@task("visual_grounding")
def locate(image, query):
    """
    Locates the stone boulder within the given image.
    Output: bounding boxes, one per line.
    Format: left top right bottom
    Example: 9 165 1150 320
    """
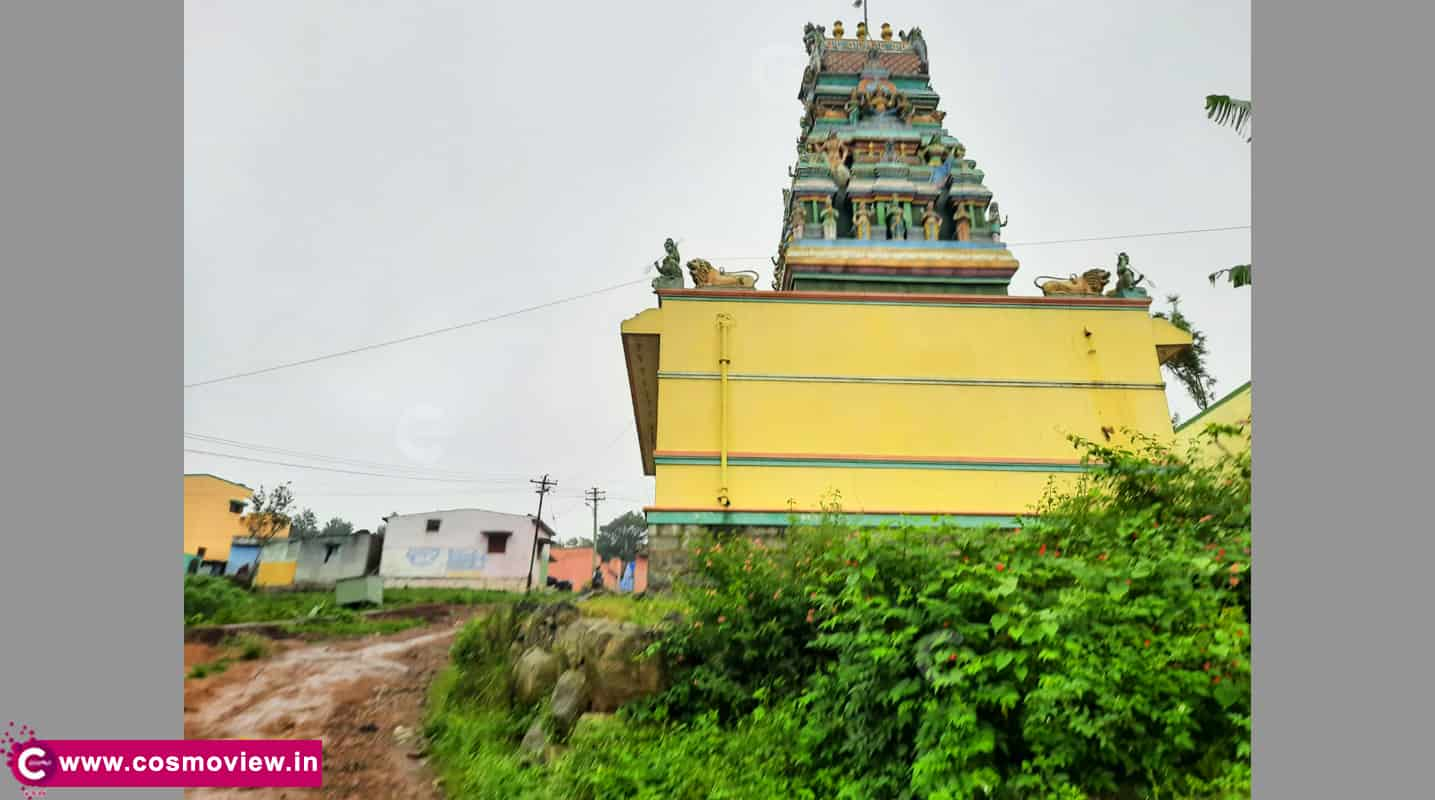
515 601 580 652
553 618 664 712
519 719 546 763
549 669 591 736
513 647 562 705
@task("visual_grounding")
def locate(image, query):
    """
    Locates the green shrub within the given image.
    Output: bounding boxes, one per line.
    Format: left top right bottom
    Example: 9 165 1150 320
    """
638 427 1251 799
224 633 271 661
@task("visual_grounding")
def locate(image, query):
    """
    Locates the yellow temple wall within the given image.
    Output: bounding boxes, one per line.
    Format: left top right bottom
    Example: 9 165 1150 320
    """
641 293 1182 524
1174 381 1251 464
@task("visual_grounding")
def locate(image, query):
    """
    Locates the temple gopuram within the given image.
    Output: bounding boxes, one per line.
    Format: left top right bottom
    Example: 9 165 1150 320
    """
621 21 1193 588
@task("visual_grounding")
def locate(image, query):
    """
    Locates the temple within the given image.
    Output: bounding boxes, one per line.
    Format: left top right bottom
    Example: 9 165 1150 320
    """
621 21 1193 587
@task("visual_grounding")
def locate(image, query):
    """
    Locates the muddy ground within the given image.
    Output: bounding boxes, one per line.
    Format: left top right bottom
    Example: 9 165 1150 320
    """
183 608 485 799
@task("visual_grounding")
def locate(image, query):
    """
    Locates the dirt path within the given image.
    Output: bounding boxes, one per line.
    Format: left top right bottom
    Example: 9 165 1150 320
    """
184 609 480 799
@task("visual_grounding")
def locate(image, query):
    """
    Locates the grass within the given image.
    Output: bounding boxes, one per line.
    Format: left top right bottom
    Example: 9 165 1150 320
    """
184 575 547 628
576 594 689 627
187 633 274 680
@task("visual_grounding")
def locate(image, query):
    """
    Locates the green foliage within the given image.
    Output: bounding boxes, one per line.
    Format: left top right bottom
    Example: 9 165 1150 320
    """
632 428 1251 799
423 432 1251 798
576 594 689 627
225 633 271 661
242 483 296 540
290 508 320 539
321 516 355 537
1152 295 1218 410
1205 95 1251 141
1209 264 1252 289
599 510 648 563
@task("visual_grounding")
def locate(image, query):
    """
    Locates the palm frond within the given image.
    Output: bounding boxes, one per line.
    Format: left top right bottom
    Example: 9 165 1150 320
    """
1205 95 1252 141
1209 264 1252 288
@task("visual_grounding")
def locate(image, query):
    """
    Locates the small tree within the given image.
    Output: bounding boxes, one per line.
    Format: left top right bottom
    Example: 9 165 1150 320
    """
321 517 354 537
597 511 647 564
290 508 320 539
242 483 295 541
1153 295 1217 410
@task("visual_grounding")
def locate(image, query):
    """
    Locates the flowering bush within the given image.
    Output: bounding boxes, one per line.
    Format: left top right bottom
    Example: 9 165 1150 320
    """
639 426 1251 799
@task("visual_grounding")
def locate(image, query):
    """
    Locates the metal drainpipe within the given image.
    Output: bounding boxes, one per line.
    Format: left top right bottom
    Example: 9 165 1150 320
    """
716 313 734 508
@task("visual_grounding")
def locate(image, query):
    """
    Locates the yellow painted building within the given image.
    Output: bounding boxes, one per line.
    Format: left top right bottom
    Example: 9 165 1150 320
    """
620 23 1194 587
1174 381 1251 463
182 473 288 565
623 291 1192 528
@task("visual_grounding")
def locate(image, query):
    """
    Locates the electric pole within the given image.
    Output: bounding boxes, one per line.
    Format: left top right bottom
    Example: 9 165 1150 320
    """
585 487 606 574
524 474 556 593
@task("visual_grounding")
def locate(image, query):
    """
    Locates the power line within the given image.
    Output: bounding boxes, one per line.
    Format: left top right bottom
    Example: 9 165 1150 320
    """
184 277 651 390
183 432 531 482
184 447 525 484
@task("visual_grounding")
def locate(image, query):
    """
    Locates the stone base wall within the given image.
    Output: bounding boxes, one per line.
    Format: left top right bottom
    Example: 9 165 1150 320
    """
646 524 788 592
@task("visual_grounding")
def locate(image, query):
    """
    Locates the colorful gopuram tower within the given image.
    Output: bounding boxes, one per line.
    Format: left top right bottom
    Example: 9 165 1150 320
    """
775 22 1018 295
621 22 1194 588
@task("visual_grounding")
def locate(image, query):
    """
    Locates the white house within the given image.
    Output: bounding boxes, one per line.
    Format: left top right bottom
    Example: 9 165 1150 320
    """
378 508 559 591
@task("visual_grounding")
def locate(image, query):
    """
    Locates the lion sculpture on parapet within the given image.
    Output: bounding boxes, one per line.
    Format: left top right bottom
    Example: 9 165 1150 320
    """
688 258 759 289
1034 268 1112 296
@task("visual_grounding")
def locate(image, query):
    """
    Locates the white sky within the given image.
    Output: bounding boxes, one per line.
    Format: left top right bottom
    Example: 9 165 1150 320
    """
184 0 1251 536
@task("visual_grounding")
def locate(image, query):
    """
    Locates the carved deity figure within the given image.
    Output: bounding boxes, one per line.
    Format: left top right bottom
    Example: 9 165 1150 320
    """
820 197 839 240
1106 252 1150 297
921 202 942 240
651 237 684 291
986 202 1009 242
853 201 873 240
907 27 929 70
953 202 972 242
788 203 808 243
888 201 908 240
919 134 949 166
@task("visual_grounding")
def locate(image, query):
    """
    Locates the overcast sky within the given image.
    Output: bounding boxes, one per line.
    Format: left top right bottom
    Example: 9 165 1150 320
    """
184 0 1251 537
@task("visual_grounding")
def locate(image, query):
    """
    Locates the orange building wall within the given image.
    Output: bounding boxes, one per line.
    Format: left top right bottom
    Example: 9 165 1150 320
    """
548 548 648 593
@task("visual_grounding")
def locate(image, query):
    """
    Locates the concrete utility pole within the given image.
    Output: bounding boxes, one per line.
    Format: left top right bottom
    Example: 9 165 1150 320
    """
524 474 556 593
585 487 606 574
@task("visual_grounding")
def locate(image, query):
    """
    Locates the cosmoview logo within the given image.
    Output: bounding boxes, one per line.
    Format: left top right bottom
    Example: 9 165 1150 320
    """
4 722 52 799
15 746 53 783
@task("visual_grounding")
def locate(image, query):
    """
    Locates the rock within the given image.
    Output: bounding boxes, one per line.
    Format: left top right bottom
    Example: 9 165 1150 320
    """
515 602 580 651
590 625 664 711
519 720 546 762
392 725 414 745
543 744 568 763
549 669 591 736
513 647 562 705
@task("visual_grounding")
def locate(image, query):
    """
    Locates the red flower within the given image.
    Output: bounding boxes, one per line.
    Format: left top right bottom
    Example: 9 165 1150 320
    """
1098 552 1108 561
1216 549 1225 561
1203 662 1211 671
996 563 1006 572
1152 520 1160 528
806 609 815 623
1038 544 1047 556
1230 563 1241 573
717 615 727 624
1230 577 1241 586
1054 551 1061 558
1235 629 1244 637
943 621 950 628
1212 675 1222 684
1144 639 1151 647
947 653 957 663
1125 579 1132 585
